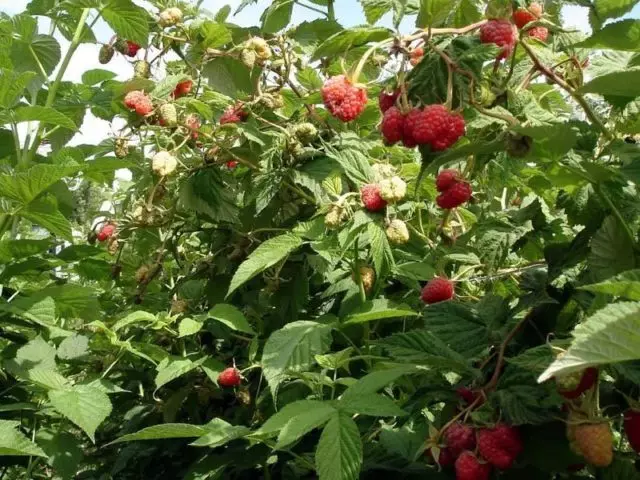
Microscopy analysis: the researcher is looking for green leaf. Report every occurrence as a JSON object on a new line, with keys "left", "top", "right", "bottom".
{"left": 417, "top": 0, "right": 455, "bottom": 27}
{"left": 0, "top": 70, "right": 36, "bottom": 108}
{"left": 82, "top": 68, "right": 118, "bottom": 85}
{"left": 199, "top": 21, "right": 232, "bottom": 48}
{"left": 261, "top": 0, "right": 294, "bottom": 33}
{"left": 342, "top": 299, "right": 418, "bottom": 325}
{"left": 178, "top": 318, "right": 203, "bottom": 338}
{"left": 574, "top": 19, "right": 640, "bottom": 51}
{"left": 112, "top": 310, "right": 156, "bottom": 332}
{"left": 179, "top": 168, "right": 239, "bottom": 225}
{"left": 360, "top": 0, "right": 393, "bottom": 24}
{"left": 313, "top": 27, "right": 392, "bottom": 60}
{"left": 48, "top": 386, "right": 112, "bottom": 442}
{"left": 208, "top": 304, "right": 255, "bottom": 334}
{"left": 594, "top": 0, "right": 640, "bottom": 23}
{"left": 338, "top": 394, "right": 407, "bottom": 417}
{"left": 202, "top": 57, "right": 256, "bottom": 98}
{"left": 227, "top": 234, "right": 303, "bottom": 296}
{"left": 190, "top": 418, "right": 250, "bottom": 448}
{"left": 151, "top": 74, "right": 189, "bottom": 99}
{"left": 0, "top": 239, "right": 50, "bottom": 262}
{"left": 19, "top": 194, "right": 72, "bottom": 240}
{"left": 15, "top": 335, "right": 57, "bottom": 370}
{"left": 0, "top": 164, "right": 82, "bottom": 204}
{"left": 262, "top": 320, "right": 332, "bottom": 393}
{"left": 155, "top": 356, "right": 206, "bottom": 390}
{"left": 539, "top": 302, "right": 640, "bottom": 382}
{"left": 276, "top": 403, "right": 336, "bottom": 449}
{"left": 579, "top": 68, "right": 640, "bottom": 97}
{"left": 0, "top": 420, "right": 47, "bottom": 457}
{"left": 316, "top": 412, "right": 363, "bottom": 480}
{"left": 326, "top": 148, "right": 374, "bottom": 185}
{"left": 367, "top": 222, "right": 395, "bottom": 280}
{"left": 102, "top": 0, "right": 150, "bottom": 47}
{"left": 10, "top": 33, "right": 60, "bottom": 94}
{"left": 588, "top": 216, "right": 637, "bottom": 281}
{"left": 340, "top": 366, "right": 416, "bottom": 402}
{"left": 33, "top": 285, "right": 100, "bottom": 320}
{"left": 423, "top": 302, "right": 489, "bottom": 357}
{"left": 110, "top": 423, "right": 209, "bottom": 444}
{"left": 11, "top": 106, "right": 76, "bottom": 130}
{"left": 255, "top": 399, "right": 331, "bottom": 437}
{"left": 36, "top": 430, "right": 84, "bottom": 479}
{"left": 57, "top": 334, "right": 90, "bottom": 360}
{"left": 579, "top": 270, "right": 640, "bottom": 300}
{"left": 506, "top": 344, "right": 555, "bottom": 374}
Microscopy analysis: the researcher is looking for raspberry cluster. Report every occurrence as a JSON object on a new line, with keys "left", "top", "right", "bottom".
{"left": 220, "top": 105, "right": 249, "bottom": 125}
{"left": 430, "top": 422, "right": 523, "bottom": 480}
{"left": 321, "top": 75, "right": 368, "bottom": 122}
{"left": 378, "top": 89, "right": 400, "bottom": 113}
{"left": 124, "top": 90, "right": 153, "bottom": 116}
{"left": 435, "top": 168, "right": 472, "bottom": 209}
{"left": 381, "top": 104, "right": 465, "bottom": 151}
{"left": 479, "top": 19, "right": 517, "bottom": 59}
{"left": 513, "top": 2, "right": 548, "bottom": 41}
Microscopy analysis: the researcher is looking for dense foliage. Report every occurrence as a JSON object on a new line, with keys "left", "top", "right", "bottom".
{"left": 1, "top": 0, "right": 640, "bottom": 478}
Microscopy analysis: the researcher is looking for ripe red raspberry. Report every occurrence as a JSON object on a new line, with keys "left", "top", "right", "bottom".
{"left": 513, "top": 8, "right": 536, "bottom": 29}
{"left": 444, "top": 423, "right": 476, "bottom": 457}
{"left": 97, "top": 223, "right": 116, "bottom": 242}
{"left": 379, "top": 88, "right": 399, "bottom": 113}
{"left": 321, "top": 75, "right": 368, "bottom": 122}
{"left": 421, "top": 277, "right": 454, "bottom": 304}
{"left": 124, "top": 90, "right": 153, "bottom": 116}
{"left": 624, "top": 409, "right": 640, "bottom": 454}
{"left": 480, "top": 19, "right": 517, "bottom": 60}
{"left": 217, "top": 367, "right": 241, "bottom": 387}
{"left": 455, "top": 452, "right": 491, "bottom": 480}
{"left": 402, "top": 108, "right": 422, "bottom": 148}
{"left": 360, "top": 184, "right": 387, "bottom": 212}
{"left": 381, "top": 106, "right": 405, "bottom": 145}
{"left": 220, "top": 106, "right": 248, "bottom": 125}
{"left": 477, "top": 424, "right": 523, "bottom": 470}
{"left": 226, "top": 160, "right": 239, "bottom": 169}
{"left": 436, "top": 169, "right": 461, "bottom": 192}
{"left": 528, "top": 26, "right": 549, "bottom": 41}
{"left": 173, "top": 79, "right": 193, "bottom": 98}
{"left": 428, "top": 446, "right": 456, "bottom": 467}
{"left": 556, "top": 367, "right": 598, "bottom": 399}
{"left": 185, "top": 114, "right": 200, "bottom": 139}
{"left": 410, "top": 46, "right": 424, "bottom": 66}
{"left": 125, "top": 41, "right": 141, "bottom": 57}
{"left": 405, "top": 105, "right": 465, "bottom": 151}
{"left": 436, "top": 181, "right": 472, "bottom": 209}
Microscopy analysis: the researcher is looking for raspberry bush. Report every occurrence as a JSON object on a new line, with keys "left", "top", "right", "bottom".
{"left": 0, "top": 0, "right": 640, "bottom": 479}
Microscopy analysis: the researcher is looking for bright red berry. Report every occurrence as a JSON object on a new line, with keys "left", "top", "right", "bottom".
{"left": 173, "top": 79, "right": 193, "bottom": 98}
{"left": 477, "top": 424, "right": 523, "bottom": 470}
{"left": 321, "top": 75, "right": 368, "bottom": 122}
{"left": 97, "top": 223, "right": 116, "bottom": 242}
{"left": 528, "top": 26, "right": 549, "bottom": 42}
{"left": 381, "top": 106, "right": 405, "bottom": 145}
{"left": 513, "top": 8, "right": 537, "bottom": 29}
{"left": 220, "top": 105, "right": 248, "bottom": 125}
{"left": 436, "top": 181, "right": 472, "bottom": 209}
{"left": 124, "top": 90, "right": 153, "bottom": 116}
{"left": 436, "top": 169, "right": 461, "bottom": 192}
{"left": 217, "top": 367, "right": 242, "bottom": 387}
{"left": 480, "top": 19, "right": 517, "bottom": 60}
{"left": 360, "top": 184, "right": 387, "bottom": 212}
{"left": 410, "top": 46, "right": 424, "bottom": 66}
{"left": 444, "top": 423, "right": 476, "bottom": 457}
{"left": 125, "top": 41, "right": 141, "bottom": 57}
{"left": 455, "top": 452, "right": 491, "bottom": 480}
{"left": 405, "top": 105, "right": 465, "bottom": 151}
{"left": 402, "top": 108, "right": 422, "bottom": 148}
{"left": 624, "top": 409, "right": 640, "bottom": 454}
{"left": 428, "top": 446, "right": 456, "bottom": 467}
{"left": 226, "top": 160, "right": 239, "bottom": 169}
{"left": 379, "top": 88, "right": 400, "bottom": 113}
{"left": 421, "top": 277, "right": 454, "bottom": 304}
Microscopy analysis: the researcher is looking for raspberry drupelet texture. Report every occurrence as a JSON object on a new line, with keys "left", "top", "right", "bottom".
{"left": 444, "top": 423, "right": 476, "bottom": 457}
{"left": 321, "top": 75, "right": 368, "bottom": 122}
{"left": 403, "top": 105, "right": 465, "bottom": 151}
{"left": 220, "top": 106, "right": 248, "bottom": 124}
{"left": 436, "top": 181, "right": 472, "bottom": 209}
{"left": 421, "top": 277, "right": 454, "bottom": 304}
{"left": 480, "top": 19, "right": 517, "bottom": 60}
{"left": 173, "top": 79, "right": 193, "bottom": 98}
{"left": 124, "top": 90, "right": 153, "bottom": 116}
{"left": 513, "top": 8, "right": 536, "bottom": 28}
{"left": 455, "top": 452, "right": 492, "bottom": 480}
{"left": 381, "top": 107, "right": 405, "bottom": 145}
{"left": 379, "top": 88, "right": 400, "bottom": 113}
{"left": 477, "top": 424, "right": 523, "bottom": 470}
{"left": 217, "top": 367, "right": 242, "bottom": 387}
{"left": 528, "top": 26, "right": 549, "bottom": 41}
{"left": 360, "top": 184, "right": 387, "bottom": 212}
{"left": 97, "top": 224, "right": 116, "bottom": 242}
{"left": 436, "top": 169, "right": 461, "bottom": 192}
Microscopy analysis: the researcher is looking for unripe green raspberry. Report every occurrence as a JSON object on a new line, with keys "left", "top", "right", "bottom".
{"left": 372, "top": 163, "right": 396, "bottom": 182}
{"left": 158, "top": 7, "right": 183, "bottom": 27}
{"left": 158, "top": 103, "right": 178, "bottom": 127}
{"left": 385, "top": 219, "right": 410, "bottom": 245}
{"left": 133, "top": 60, "right": 151, "bottom": 79}
{"left": 293, "top": 122, "right": 318, "bottom": 144}
{"left": 259, "top": 93, "right": 284, "bottom": 109}
{"left": 379, "top": 176, "right": 407, "bottom": 203}
{"left": 152, "top": 151, "right": 178, "bottom": 176}
{"left": 246, "top": 37, "right": 272, "bottom": 62}
{"left": 114, "top": 138, "right": 129, "bottom": 158}
{"left": 325, "top": 205, "right": 345, "bottom": 229}
{"left": 241, "top": 49, "right": 256, "bottom": 68}
{"left": 99, "top": 44, "right": 114, "bottom": 64}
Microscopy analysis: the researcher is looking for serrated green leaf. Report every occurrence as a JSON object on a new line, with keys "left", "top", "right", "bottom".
{"left": 57, "top": 334, "right": 90, "bottom": 360}
{"left": 178, "top": 318, "right": 203, "bottom": 338}
{"left": 313, "top": 27, "right": 392, "bottom": 60}
{"left": 19, "top": 194, "right": 72, "bottom": 240}
{"left": 199, "top": 21, "right": 232, "bottom": 48}
{"left": 208, "top": 304, "right": 255, "bottom": 334}
{"left": 417, "top": 0, "right": 456, "bottom": 27}
{"left": 588, "top": 216, "right": 636, "bottom": 281}
{"left": 539, "top": 302, "right": 640, "bottom": 382}
{"left": 227, "top": 234, "right": 303, "bottom": 296}
{"left": 102, "top": 0, "right": 149, "bottom": 47}
{"left": 190, "top": 418, "right": 250, "bottom": 447}
{"left": 574, "top": 19, "right": 640, "bottom": 51}
{"left": 179, "top": 168, "right": 239, "bottom": 225}
{"left": 0, "top": 164, "right": 81, "bottom": 204}
{"left": 261, "top": 0, "right": 294, "bottom": 33}
{"left": 81, "top": 68, "right": 117, "bottom": 85}
{"left": 341, "top": 366, "right": 416, "bottom": 402}
{"left": 112, "top": 310, "right": 156, "bottom": 332}
{"left": 579, "top": 269, "right": 640, "bottom": 300}
{"left": 276, "top": 403, "right": 336, "bottom": 449}
{"left": 48, "top": 386, "right": 112, "bottom": 442}
{"left": 338, "top": 394, "right": 407, "bottom": 417}
{"left": 11, "top": 106, "right": 76, "bottom": 130}
{"left": 316, "top": 412, "right": 362, "bottom": 480}
{"left": 579, "top": 68, "right": 640, "bottom": 97}
{"left": 342, "top": 298, "right": 417, "bottom": 325}
{"left": 255, "top": 400, "right": 330, "bottom": 437}
{"left": 423, "top": 302, "right": 489, "bottom": 357}
{"left": 151, "top": 74, "right": 188, "bottom": 99}
{"left": 594, "top": 0, "right": 640, "bottom": 23}
{"left": 0, "top": 69, "right": 36, "bottom": 108}
{"left": 155, "top": 356, "right": 206, "bottom": 390}
{"left": 0, "top": 420, "right": 47, "bottom": 457}
{"left": 110, "top": 423, "right": 209, "bottom": 445}
{"left": 367, "top": 222, "right": 395, "bottom": 280}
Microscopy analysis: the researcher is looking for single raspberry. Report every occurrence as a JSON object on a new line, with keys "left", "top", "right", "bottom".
{"left": 436, "top": 181, "right": 472, "bottom": 209}
{"left": 528, "top": 26, "right": 549, "bottom": 42}
{"left": 529, "top": 2, "right": 543, "bottom": 17}
{"left": 158, "top": 103, "right": 177, "bottom": 126}
{"left": 574, "top": 422, "right": 613, "bottom": 467}
{"left": 135, "top": 264, "right": 150, "bottom": 283}
{"left": 158, "top": 7, "right": 183, "bottom": 27}
{"left": 379, "top": 176, "right": 407, "bottom": 203}
{"left": 624, "top": 409, "right": 640, "bottom": 454}
{"left": 444, "top": 423, "right": 476, "bottom": 457}
{"left": 513, "top": 8, "right": 536, "bottom": 29}
{"left": 428, "top": 446, "right": 456, "bottom": 467}
{"left": 360, "top": 184, "right": 387, "bottom": 212}
{"left": 353, "top": 266, "right": 376, "bottom": 294}
{"left": 325, "top": 205, "right": 346, "bottom": 229}
{"left": 477, "top": 424, "right": 523, "bottom": 470}
{"left": 124, "top": 90, "right": 153, "bottom": 116}
{"left": 436, "top": 169, "right": 461, "bottom": 192}
{"left": 97, "top": 223, "right": 116, "bottom": 242}
{"left": 98, "top": 44, "right": 114, "bottom": 64}
{"left": 556, "top": 367, "right": 598, "bottom": 399}
{"left": 226, "top": 160, "right": 239, "bottom": 169}
{"left": 379, "top": 88, "right": 400, "bottom": 112}
{"left": 455, "top": 451, "right": 491, "bottom": 480}
{"left": 220, "top": 105, "right": 248, "bottom": 124}
{"left": 124, "top": 40, "right": 141, "bottom": 57}
{"left": 185, "top": 114, "right": 200, "bottom": 139}
{"left": 133, "top": 60, "right": 151, "bottom": 79}
{"left": 151, "top": 151, "right": 178, "bottom": 176}
{"left": 410, "top": 46, "right": 424, "bottom": 66}
{"left": 479, "top": 19, "right": 517, "bottom": 60}
{"left": 385, "top": 219, "right": 410, "bottom": 245}
{"left": 172, "top": 79, "right": 193, "bottom": 99}
{"left": 321, "top": 75, "right": 368, "bottom": 122}
{"left": 381, "top": 106, "right": 405, "bottom": 145}
{"left": 217, "top": 367, "right": 242, "bottom": 387}
{"left": 114, "top": 137, "right": 129, "bottom": 158}
{"left": 421, "top": 277, "right": 454, "bottom": 304}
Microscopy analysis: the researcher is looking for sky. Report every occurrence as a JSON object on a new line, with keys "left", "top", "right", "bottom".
{"left": 0, "top": 0, "right": 633, "bottom": 147}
